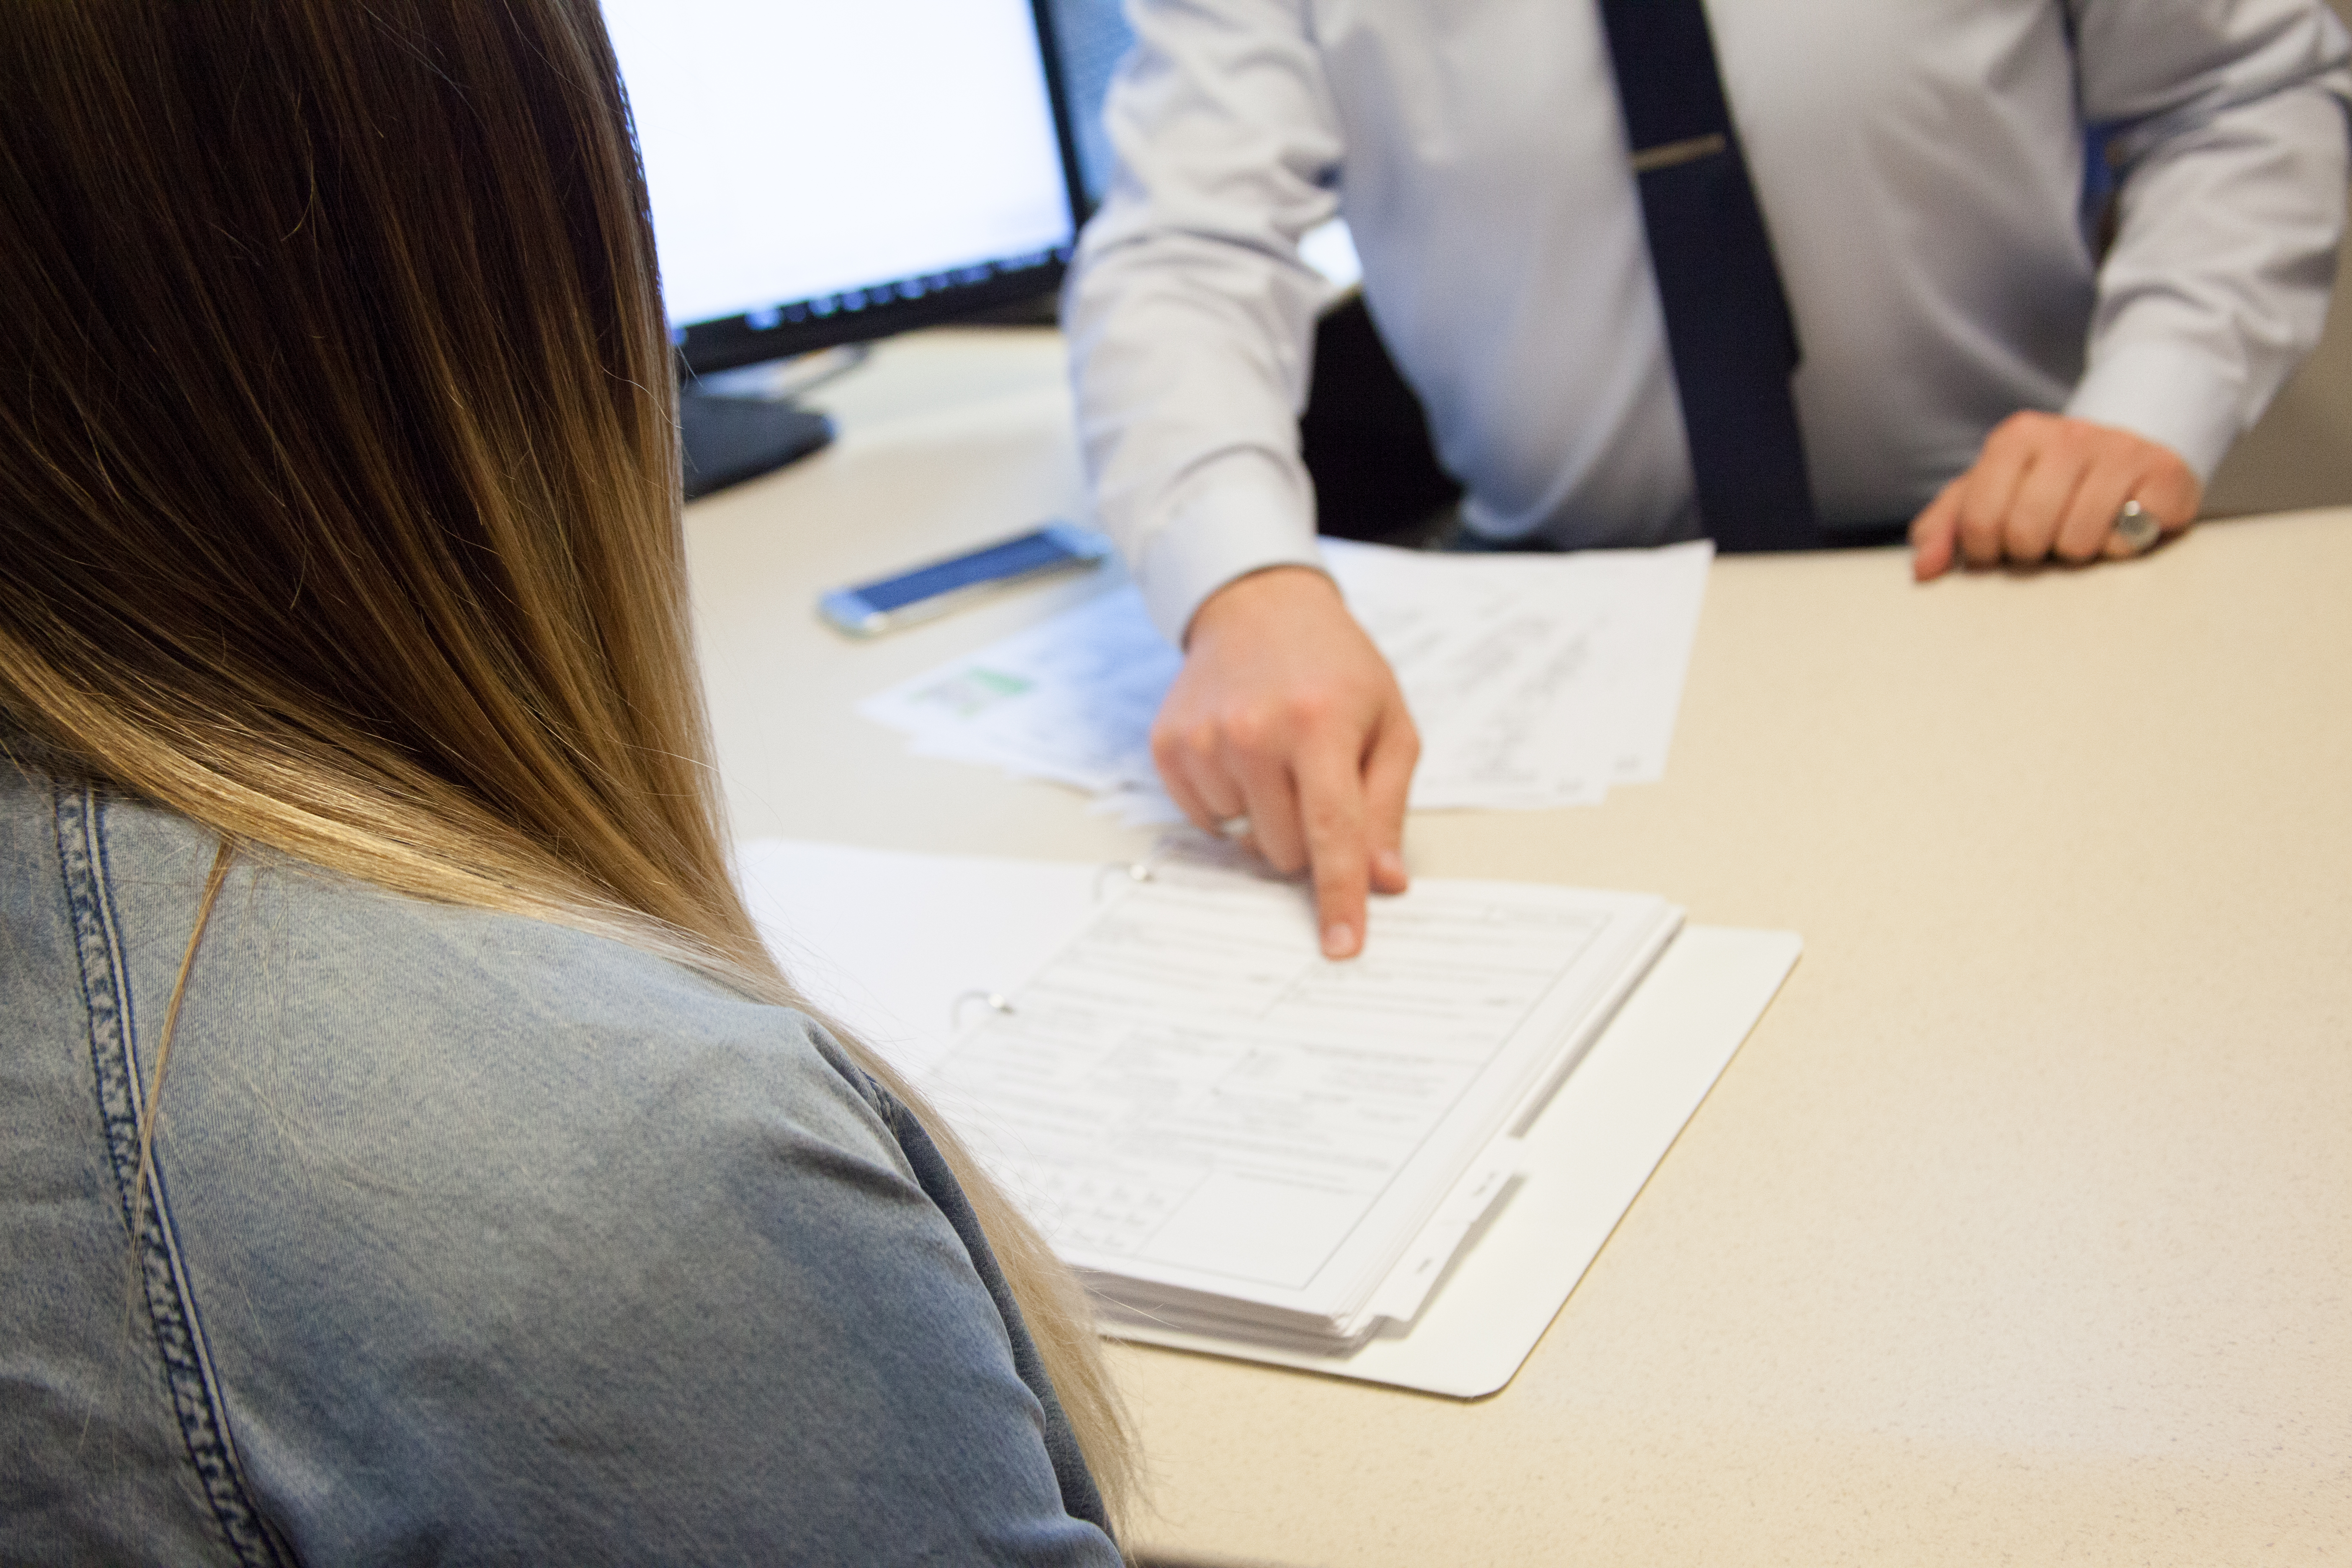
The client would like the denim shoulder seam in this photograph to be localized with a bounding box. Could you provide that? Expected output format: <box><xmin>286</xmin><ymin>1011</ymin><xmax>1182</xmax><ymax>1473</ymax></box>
<box><xmin>52</xmin><ymin>787</ymin><xmax>291</xmax><ymax>1568</ymax></box>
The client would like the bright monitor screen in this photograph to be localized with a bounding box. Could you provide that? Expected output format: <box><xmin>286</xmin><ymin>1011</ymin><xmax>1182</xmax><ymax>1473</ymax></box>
<box><xmin>602</xmin><ymin>0</ymin><xmax>1084</xmax><ymax>371</ymax></box>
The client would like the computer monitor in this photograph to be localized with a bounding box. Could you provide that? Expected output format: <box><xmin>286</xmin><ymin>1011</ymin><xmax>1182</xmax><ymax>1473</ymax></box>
<box><xmin>601</xmin><ymin>0</ymin><xmax>1093</xmax><ymax>491</ymax></box>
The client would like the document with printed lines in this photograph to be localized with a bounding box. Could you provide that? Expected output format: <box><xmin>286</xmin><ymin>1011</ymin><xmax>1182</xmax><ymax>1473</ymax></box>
<box><xmin>914</xmin><ymin>845</ymin><xmax>1683</xmax><ymax>1351</ymax></box>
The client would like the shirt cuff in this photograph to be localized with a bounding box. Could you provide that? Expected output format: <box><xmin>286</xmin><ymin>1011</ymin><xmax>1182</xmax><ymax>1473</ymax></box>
<box><xmin>2065</xmin><ymin>337</ymin><xmax>2251</xmax><ymax>485</ymax></box>
<box><xmin>1134</xmin><ymin>457</ymin><xmax>1326</xmax><ymax>644</ymax></box>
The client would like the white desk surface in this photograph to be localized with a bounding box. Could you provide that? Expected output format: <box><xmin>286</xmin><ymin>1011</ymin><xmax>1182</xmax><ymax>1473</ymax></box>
<box><xmin>686</xmin><ymin>328</ymin><xmax>2352</xmax><ymax>1567</ymax></box>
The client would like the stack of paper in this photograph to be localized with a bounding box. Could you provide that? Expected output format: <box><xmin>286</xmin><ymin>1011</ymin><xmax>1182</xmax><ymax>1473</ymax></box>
<box><xmin>745</xmin><ymin>836</ymin><xmax>1681</xmax><ymax>1353</ymax></box>
<box><xmin>858</xmin><ymin>538</ymin><xmax>1712</xmax><ymax>823</ymax></box>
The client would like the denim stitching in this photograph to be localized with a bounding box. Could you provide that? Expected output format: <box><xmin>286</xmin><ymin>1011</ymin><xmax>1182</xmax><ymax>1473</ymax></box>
<box><xmin>55</xmin><ymin>787</ymin><xmax>291</xmax><ymax>1568</ymax></box>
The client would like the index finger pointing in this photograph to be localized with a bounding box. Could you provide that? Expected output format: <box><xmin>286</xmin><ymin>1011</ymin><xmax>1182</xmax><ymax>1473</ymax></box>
<box><xmin>1291</xmin><ymin>737</ymin><xmax>1372</xmax><ymax>959</ymax></box>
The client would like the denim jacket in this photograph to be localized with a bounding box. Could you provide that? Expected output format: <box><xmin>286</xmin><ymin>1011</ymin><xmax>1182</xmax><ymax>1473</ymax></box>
<box><xmin>0</xmin><ymin>763</ymin><xmax>1119</xmax><ymax>1565</ymax></box>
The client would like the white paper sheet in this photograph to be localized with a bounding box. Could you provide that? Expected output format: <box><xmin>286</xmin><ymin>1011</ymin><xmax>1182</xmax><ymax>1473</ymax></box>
<box><xmin>739</xmin><ymin>836</ymin><xmax>1679</xmax><ymax>1343</ymax></box>
<box><xmin>735</xmin><ymin>838</ymin><xmax>1099</xmax><ymax>1076</ymax></box>
<box><xmin>1116</xmin><ymin>924</ymin><xmax>1803</xmax><ymax>1396</ymax></box>
<box><xmin>735</xmin><ymin>836</ymin><xmax>1798</xmax><ymax>1397</ymax></box>
<box><xmin>858</xmin><ymin>589</ymin><xmax>1179</xmax><ymax>796</ymax></box>
<box><xmin>922</xmin><ymin>853</ymin><xmax>1677</xmax><ymax>1336</ymax></box>
<box><xmin>856</xmin><ymin>539</ymin><xmax>1713</xmax><ymax>819</ymax></box>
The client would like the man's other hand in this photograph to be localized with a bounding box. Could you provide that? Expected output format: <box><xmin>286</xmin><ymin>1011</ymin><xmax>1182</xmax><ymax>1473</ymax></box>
<box><xmin>1153</xmin><ymin>566</ymin><xmax>1418</xmax><ymax>959</ymax></box>
<box><xmin>1910</xmin><ymin>413</ymin><xmax>2200</xmax><ymax>580</ymax></box>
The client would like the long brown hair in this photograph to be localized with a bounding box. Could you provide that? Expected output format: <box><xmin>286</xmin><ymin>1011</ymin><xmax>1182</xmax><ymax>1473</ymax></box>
<box><xmin>0</xmin><ymin>0</ymin><xmax>1132</xmax><ymax>1523</ymax></box>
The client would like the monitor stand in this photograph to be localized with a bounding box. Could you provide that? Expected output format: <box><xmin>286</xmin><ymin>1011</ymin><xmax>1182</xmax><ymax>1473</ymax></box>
<box><xmin>679</xmin><ymin>388</ymin><xmax>834</xmax><ymax>500</ymax></box>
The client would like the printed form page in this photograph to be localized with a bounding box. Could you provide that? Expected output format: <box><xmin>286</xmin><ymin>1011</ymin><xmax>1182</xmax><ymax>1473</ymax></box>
<box><xmin>922</xmin><ymin>853</ymin><xmax>1681</xmax><ymax>1337</ymax></box>
<box><xmin>858</xmin><ymin>541</ymin><xmax>1713</xmax><ymax>823</ymax></box>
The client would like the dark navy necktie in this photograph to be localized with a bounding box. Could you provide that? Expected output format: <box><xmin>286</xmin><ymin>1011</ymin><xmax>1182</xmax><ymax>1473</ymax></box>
<box><xmin>1595</xmin><ymin>0</ymin><xmax>1819</xmax><ymax>550</ymax></box>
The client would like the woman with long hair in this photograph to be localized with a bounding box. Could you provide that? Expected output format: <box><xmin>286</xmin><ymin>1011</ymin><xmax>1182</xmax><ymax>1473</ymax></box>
<box><xmin>0</xmin><ymin>2</ymin><xmax>1133</xmax><ymax>1560</ymax></box>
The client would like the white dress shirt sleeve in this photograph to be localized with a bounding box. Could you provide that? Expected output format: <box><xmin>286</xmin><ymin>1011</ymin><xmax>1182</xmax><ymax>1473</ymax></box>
<box><xmin>1063</xmin><ymin>0</ymin><xmax>1340</xmax><ymax>645</ymax></box>
<box><xmin>2067</xmin><ymin>0</ymin><xmax>2352</xmax><ymax>481</ymax></box>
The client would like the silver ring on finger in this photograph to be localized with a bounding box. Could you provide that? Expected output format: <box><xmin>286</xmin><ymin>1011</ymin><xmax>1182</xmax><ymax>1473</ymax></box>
<box><xmin>2112</xmin><ymin>498</ymin><xmax>2161</xmax><ymax>555</ymax></box>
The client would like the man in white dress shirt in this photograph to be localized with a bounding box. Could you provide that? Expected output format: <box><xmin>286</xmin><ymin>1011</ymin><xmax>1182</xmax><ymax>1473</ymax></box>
<box><xmin>1064</xmin><ymin>0</ymin><xmax>2351</xmax><ymax>956</ymax></box>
